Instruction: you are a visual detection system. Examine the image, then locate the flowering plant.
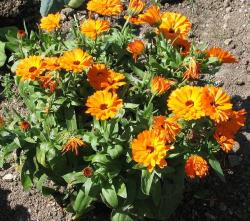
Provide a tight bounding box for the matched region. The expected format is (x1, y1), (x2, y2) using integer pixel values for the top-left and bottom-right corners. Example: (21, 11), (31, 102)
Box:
(0, 0), (245, 220)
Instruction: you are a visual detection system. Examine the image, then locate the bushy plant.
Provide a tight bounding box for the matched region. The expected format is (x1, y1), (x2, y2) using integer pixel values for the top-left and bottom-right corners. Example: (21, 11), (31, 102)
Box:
(0, 0), (246, 220)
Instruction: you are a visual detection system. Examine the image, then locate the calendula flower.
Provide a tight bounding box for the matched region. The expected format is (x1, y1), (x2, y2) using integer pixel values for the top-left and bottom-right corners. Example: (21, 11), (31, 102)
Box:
(40, 13), (61, 32)
(0, 116), (4, 128)
(214, 131), (235, 153)
(128, 0), (145, 15)
(151, 76), (175, 95)
(87, 64), (126, 91)
(206, 47), (237, 63)
(124, 15), (144, 25)
(185, 155), (209, 178)
(201, 86), (232, 123)
(80, 19), (111, 40)
(19, 121), (30, 131)
(16, 56), (43, 80)
(152, 116), (181, 143)
(87, 0), (123, 16)
(62, 137), (85, 156)
(83, 167), (93, 177)
(131, 129), (171, 172)
(171, 38), (191, 56)
(216, 109), (246, 136)
(17, 30), (26, 39)
(138, 5), (162, 26)
(86, 90), (123, 120)
(167, 86), (205, 120)
(39, 74), (57, 93)
(127, 39), (145, 62)
(60, 48), (93, 73)
(41, 57), (61, 71)
(159, 12), (191, 40)
(183, 57), (200, 80)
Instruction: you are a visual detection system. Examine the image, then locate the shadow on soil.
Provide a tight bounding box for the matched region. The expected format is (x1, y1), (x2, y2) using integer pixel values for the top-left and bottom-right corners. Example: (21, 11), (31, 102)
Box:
(0, 188), (30, 221)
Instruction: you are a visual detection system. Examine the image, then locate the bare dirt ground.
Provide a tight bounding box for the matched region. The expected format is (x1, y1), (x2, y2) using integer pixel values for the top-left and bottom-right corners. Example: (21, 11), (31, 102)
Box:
(0, 0), (250, 220)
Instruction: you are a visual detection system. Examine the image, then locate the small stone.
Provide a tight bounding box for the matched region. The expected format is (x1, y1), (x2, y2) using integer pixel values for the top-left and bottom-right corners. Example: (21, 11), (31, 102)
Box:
(232, 142), (240, 152)
(219, 202), (227, 211)
(228, 155), (242, 167)
(226, 7), (232, 13)
(215, 80), (224, 87)
(224, 38), (232, 45)
(236, 80), (245, 85)
(2, 173), (14, 181)
(224, 0), (230, 8)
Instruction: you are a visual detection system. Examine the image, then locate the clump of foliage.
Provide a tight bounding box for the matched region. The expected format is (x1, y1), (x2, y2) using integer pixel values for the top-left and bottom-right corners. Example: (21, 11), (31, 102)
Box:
(0, 0), (245, 220)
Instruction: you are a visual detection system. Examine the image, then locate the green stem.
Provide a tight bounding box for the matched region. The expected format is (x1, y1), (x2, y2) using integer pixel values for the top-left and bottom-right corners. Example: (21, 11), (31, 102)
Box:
(121, 15), (131, 34)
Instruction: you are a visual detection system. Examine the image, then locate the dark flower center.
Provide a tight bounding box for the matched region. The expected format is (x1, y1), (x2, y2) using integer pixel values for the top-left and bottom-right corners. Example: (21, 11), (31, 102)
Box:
(169, 28), (175, 33)
(29, 66), (37, 73)
(100, 104), (108, 110)
(185, 100), (194, 107)
(73, 61), (80, 65)
(146, 145), (154, 153)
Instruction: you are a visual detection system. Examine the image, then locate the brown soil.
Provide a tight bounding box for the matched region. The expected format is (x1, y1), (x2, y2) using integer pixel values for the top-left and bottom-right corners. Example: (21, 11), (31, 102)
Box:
(1, 0), (250, 220)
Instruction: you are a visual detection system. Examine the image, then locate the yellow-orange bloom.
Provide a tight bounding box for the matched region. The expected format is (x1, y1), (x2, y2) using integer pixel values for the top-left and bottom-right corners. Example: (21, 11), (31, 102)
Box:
(124, 15), (144, 25)
(183, 57), (200, 80)
(60, 48), (93, 73)
(41, 57), (61, 71)
(214, 131), (235, 153)
(206, 48), (237, 63)
(39, 73), (57, 93)
(151, 76), (175, 95)
(0, 116), (4, 128)
(171, 38), (191, 56)
(131, 129), (171, 172)
(87, 0), (123, 16)
(86, 90), (123, 120)
(62, 137), (85, 156)
(167, 86), (205, 120)
(19, 121), (30, 131)
(138, 5), (162, 26)
(80, 19), (111, 40)
(185, 155), (209, 178)
(128, 0), (145, 15)
(127, 39), (145, 62)
(16, 56), (43, 80)
(87, 64), (126, 91)
(159, 12), (192, 40)
(152, 116), (181, 143)
(40, 13), (61, 32)
(201, 86), (232, 123)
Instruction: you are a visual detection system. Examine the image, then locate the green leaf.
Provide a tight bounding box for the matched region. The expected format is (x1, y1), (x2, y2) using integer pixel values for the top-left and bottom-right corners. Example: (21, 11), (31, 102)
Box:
(141, 170), (154, 195)
(209, 156), (226, 183)
(40, 0), (65, 16)
(73, 188), (93, 216)
(151, 178), (161, 206)
(111, 211), (133, 221)
(63, 172), (87, 185)
(65, 107), (77, 131)
(0, 41), (7, 67)
(21, 170), (33, 191)
(101, 185), (118, 208)
(67, 0), (85, 8)
(124, 103), (139, 109)
(0, 26), (18, 41)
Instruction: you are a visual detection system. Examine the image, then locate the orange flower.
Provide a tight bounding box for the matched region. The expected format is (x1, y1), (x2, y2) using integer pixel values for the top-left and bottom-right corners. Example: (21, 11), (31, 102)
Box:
(87, 0), (123, 16)
(214, 131), (236, 153)
(40, 13), (61, 32)
(131, 129), (171, 172)
(201, 86), (232, 123)
(206, 47), (237, 63)
(16, 56), (43, 80)
(0, 116), (4, 128)
(62, 137), (85, 156)
(138, 5), (162, 26)
(159, 12), (192, 40)
(87, 64), (126, 91)
(171, 38), (191, 56)
(41, 57), (61, 71)
(83, 167), (93, 177)
(185, 155), (209, 178)
(39, 73), (57, 93)
(60, 48), (93, 73)
(80, 19), (111, 40)
(17, 30), (26, 39)
(86, 90), (123, 120)
(216, 109), (246, 136)
(19, 121), (30, 131)
(183, 57), (200, 80)
(128, 0), (145, 15)
(151, 76), (175, 95)
(127, 39), (145, 62)
(167, 86), (205, 120)
(124, 15), (144, 25)
(152, 116), (181, 143)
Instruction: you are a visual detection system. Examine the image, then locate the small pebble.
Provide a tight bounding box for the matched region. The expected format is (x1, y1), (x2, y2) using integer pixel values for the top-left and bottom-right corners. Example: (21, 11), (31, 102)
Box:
(2, 173), (14, 181)
(224, 38), (232, 45)
(236, 80), (245, 86)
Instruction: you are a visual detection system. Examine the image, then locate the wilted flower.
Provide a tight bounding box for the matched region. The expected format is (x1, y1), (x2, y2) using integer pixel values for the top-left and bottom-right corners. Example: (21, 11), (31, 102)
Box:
(40, 13), (61, 32)
(0, 116), (4, 128)
(17, 30), (26, 39)
(39, 74), (57, 93)
(19, 121), (30, 131)
(62, 137), (85, 156)
(183, 57), (200, 80)
(127, 39), (145, 62)
(151, 76), (175, 95)
(171, 38), (191, 56)
(185, 155), (209, 178)
(128, 0), (145, 15)
(83, 167), (93, 177)
(206, 47), (237, 63)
